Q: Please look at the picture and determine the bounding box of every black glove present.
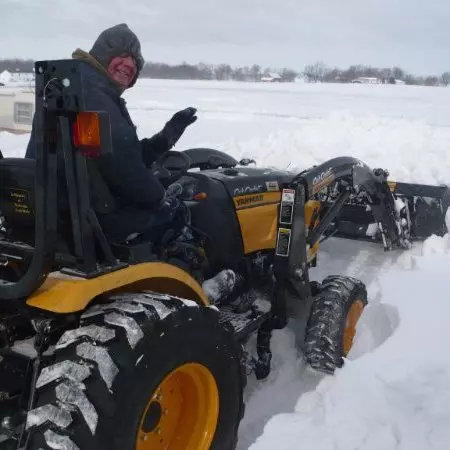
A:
[158,195,182,217]
[166,182,183,197]
[162,107,198,148]
[140,108,198,166]
[158,187,191,218]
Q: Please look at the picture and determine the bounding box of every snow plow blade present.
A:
[332,181,450,244]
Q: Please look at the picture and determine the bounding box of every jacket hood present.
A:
[72,48,127,94]
[88,23,144,87]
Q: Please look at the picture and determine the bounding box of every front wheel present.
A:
[304,275,368,373]
[27,292,246,450]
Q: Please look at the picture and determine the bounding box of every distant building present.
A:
[383,76,406,85]
[351,77,382,85]
[260,73,282,82]
[0,70,34,86]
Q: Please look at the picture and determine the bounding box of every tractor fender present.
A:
[26,262,209,313]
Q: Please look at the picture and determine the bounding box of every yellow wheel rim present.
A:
[343,300,365,356]
[136,363,219,450]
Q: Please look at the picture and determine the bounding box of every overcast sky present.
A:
[1,0,449,75]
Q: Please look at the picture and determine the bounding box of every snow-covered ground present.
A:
[2,80,450,449]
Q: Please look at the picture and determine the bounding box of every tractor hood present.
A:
[198,166,293,199]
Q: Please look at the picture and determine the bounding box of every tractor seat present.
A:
[0,157,158,265]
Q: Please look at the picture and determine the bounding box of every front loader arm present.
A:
[292,157,412,251]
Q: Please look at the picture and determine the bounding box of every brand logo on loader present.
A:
[313,169,333,185]
[312,168,335,194]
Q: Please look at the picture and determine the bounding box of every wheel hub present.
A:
[136,363,219,450]
[343,299,365,355]
[142,401,162,433]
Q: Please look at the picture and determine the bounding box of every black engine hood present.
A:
[199,166,293,197]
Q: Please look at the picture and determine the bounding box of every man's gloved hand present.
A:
[140,108,198,164]
[162,107,198,148]
[158,194,182,217]
[166,182,183,197]
[157,189,191,225]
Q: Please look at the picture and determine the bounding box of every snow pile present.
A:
[249,226,450,450]
[230,112,450,186]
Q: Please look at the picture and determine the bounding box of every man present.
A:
[26,23,197,246]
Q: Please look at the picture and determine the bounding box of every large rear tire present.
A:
[304,275,368,374]
[26,292,246,450]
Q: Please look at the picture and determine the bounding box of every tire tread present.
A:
[304,276,368,374]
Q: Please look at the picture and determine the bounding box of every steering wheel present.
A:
[153,151,191,186]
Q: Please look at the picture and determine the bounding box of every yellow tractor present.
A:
[1,59,448,450]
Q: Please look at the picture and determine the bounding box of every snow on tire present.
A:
[304,275,368,374]
[26,292,246,450]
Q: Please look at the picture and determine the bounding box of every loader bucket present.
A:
[330,181,450,244]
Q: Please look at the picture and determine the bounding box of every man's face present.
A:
[107,55,137,88]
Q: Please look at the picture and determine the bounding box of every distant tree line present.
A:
[303,61,450,87]
[140,62,298,82]
[0,59,35,73]
[0,58,297,82]
[1,58,449,87]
